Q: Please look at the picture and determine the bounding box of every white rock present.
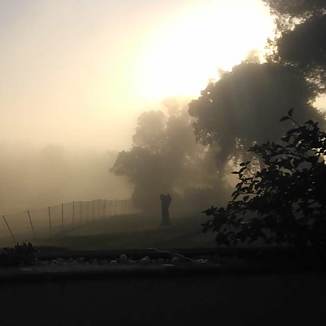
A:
[171,256,180,263]
[119,254,128,263]
[139,256,151,264]
[196,258,208,264]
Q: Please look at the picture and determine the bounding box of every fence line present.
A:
[0,199,136,244]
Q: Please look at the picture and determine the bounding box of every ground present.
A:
[0,272,325,326]
[33,214,216,250]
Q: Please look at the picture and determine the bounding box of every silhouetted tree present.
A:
[203,111,326,251]
[189,62,323,170]
[112,106,230,214]
[263,0,325,18]
[264,0,326,91]
[132,111,167,152]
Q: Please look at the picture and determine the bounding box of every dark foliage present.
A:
[0,242,36,267]
[112,107,230,213]
[275,14,326,91]
[263,0,326,19]
[264,0,326,91]
[111,110,194,211]
[203,111,326,251]
[189,62,322,168]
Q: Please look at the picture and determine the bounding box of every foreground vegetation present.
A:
[204,111,326,254]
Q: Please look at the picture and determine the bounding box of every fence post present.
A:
[103,200,106,218]
[92,200,95,220]
[108,200,111,216]
[26,210,36,240]
[95,200,98,219]
[79,201,82,224]
[48,206,52,237]
[61,203,64,227]
[2,215,16,245]
[97,199,101,219]
[72,201,75,225]
[85,201,88,223]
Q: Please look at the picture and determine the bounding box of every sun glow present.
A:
[135,0,275,101]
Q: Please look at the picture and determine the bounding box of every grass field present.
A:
[34,214,216,250]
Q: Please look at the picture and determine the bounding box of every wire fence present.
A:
[0,199,137,245]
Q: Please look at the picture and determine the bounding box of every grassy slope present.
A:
[35,214,216,250]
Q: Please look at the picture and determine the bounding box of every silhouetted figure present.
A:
[160,194,172,226]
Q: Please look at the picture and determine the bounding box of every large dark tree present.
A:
[276,15,326,90]
[189,62,323,169]
[264,0,326,91]
[189,2,326,168]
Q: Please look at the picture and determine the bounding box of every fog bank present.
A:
[0,144,131,215]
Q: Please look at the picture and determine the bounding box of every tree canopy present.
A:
[112,107,230,214]
[189,1,326,167]
[189,62,323,167]
[264,0,326,91]
[263,0,326,18]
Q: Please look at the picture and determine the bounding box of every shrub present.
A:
[0,242,37,267]
[203,110,326,252]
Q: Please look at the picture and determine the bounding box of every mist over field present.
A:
[0,145,130,214]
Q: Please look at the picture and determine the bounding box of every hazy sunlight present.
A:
[135,0,275,100]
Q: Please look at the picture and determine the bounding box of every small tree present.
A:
[203,110,326,251]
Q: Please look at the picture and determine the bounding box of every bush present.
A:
[203,110,326,251]
[0,242,37,267]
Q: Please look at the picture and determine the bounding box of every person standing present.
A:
[160,193,172,226]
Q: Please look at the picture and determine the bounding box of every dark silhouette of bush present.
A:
[203,110,326,252]
[0,242,36,267]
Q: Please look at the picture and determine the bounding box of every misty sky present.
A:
[1,0,319,151]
